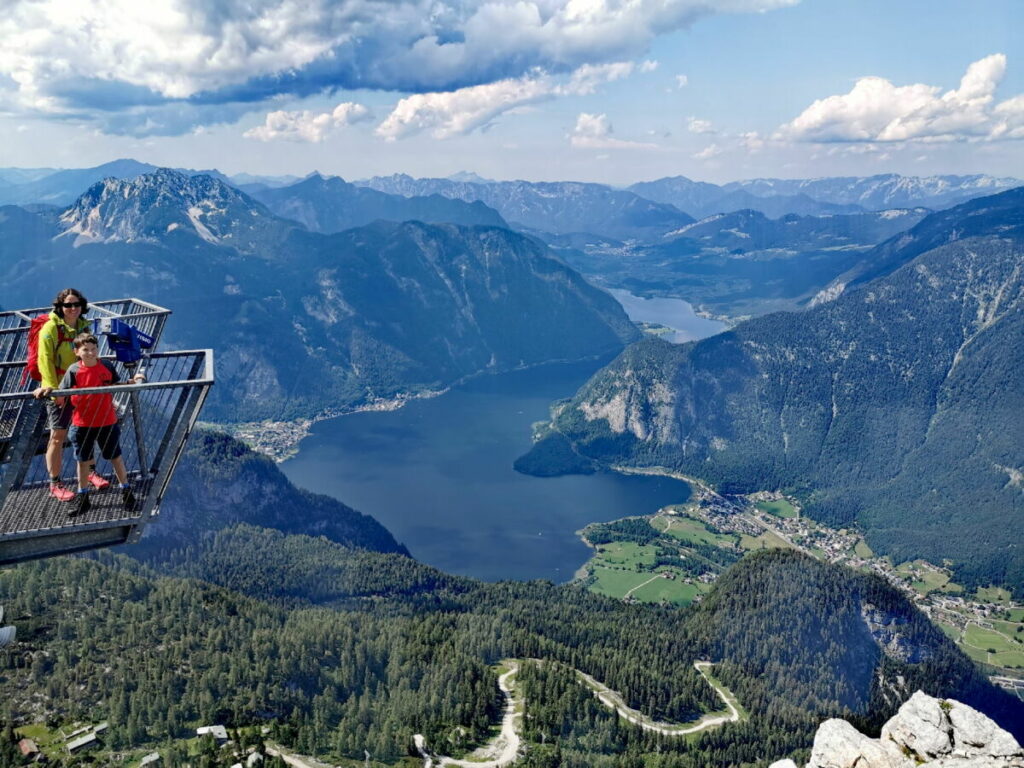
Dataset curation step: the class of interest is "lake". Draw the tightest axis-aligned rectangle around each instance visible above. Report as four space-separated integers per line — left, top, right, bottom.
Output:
608 289 727 342
281 358 690 583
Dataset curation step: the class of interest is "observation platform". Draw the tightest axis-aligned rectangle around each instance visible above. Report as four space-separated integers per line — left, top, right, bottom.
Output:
0 299 213 565
0 298 170 363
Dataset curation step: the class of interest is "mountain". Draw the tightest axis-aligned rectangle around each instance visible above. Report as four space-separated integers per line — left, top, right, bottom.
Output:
249 173 508 233
553 208 929 319
0 169 639 421
520 188 1024 593
627 174 1020 220
666 208 929 252
0 158 238 207
0 158 159 206
723 173 1021 211
359 173 695 240
628 176 864 219
58 168 295 253
813 186 1024 299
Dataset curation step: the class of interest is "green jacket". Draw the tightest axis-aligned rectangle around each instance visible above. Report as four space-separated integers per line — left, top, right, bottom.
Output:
38 311 90 390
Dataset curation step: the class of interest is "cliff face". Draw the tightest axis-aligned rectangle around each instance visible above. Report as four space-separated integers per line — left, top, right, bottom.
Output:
769 691 1023 768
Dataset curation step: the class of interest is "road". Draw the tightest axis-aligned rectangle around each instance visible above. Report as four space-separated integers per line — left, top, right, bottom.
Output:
415 662 521 768
577 661 742 736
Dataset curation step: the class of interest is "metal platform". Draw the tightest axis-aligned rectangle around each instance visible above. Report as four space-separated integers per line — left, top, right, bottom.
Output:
0 349 213 565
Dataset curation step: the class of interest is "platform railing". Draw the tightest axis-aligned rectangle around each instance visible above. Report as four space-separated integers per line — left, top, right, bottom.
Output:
0 298 171 366
0 349 213 564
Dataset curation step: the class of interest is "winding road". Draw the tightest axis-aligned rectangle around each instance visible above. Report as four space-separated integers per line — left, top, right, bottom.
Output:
416 659 744 768
577 661 743 736
415 662 522 768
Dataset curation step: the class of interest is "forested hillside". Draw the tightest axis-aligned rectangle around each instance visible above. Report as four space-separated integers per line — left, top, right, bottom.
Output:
2 531 1018 768
522 188 1024 593
145 430 407 558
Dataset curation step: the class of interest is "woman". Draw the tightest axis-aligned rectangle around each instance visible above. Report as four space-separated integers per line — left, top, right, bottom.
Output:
33 288 96 501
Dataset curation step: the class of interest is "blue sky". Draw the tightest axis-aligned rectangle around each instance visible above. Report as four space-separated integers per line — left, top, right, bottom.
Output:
0 0 1020 184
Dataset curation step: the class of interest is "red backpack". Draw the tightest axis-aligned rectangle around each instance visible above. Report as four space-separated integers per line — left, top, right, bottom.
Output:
22 314 75 387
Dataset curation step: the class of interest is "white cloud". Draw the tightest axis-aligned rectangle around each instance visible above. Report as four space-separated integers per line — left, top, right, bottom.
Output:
377 73 553 140
245 102 373 142
687 116 713 134
640 60 659 73
565 62 636 95
776 54 1024 143
377 59 643 140
0 0 798 134
675 74 689 89
693 142 722 160
569 112 658 150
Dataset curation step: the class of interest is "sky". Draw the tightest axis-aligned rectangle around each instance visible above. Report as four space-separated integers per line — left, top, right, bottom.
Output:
0 0 1021 185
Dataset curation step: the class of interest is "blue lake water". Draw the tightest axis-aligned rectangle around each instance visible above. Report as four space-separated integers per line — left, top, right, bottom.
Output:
608 289 727 343
281 358 690 583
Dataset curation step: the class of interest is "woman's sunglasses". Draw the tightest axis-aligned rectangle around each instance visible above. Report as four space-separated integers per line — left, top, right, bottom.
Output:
62 302 84 308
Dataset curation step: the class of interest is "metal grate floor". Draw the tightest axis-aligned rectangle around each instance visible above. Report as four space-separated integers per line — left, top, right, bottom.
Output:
0 478 153 539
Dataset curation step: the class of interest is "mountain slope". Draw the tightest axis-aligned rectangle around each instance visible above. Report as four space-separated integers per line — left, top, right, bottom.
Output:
726 174 1021 211
524 188 1024 592
251 173 508 233
0 171 639 421
141 429 407 558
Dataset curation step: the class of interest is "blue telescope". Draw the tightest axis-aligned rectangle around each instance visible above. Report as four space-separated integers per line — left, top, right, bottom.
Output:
93 317 155 365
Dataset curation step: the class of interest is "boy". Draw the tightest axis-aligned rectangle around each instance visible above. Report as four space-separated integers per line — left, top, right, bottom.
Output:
50 333 146 517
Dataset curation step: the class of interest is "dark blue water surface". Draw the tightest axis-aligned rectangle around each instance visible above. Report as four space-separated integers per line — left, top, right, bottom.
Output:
281 358 689 582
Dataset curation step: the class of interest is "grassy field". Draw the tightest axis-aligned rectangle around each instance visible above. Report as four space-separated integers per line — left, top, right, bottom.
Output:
755 498 797 518
854 539 874 559
593 541 657 569
1004 608 1024 622
977 586 1013 603
629 576 710 606
962 624 1024 668
739 530 796 551
590 566 662 598
656 515 735 548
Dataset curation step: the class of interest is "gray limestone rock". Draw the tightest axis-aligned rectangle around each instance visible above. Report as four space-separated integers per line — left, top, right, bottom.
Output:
880 690 953 759
771 691 1023 768
807 719 913 768
947 699 1022 758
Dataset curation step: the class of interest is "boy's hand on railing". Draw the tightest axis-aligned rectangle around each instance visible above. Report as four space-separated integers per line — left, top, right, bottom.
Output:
32 386 52 400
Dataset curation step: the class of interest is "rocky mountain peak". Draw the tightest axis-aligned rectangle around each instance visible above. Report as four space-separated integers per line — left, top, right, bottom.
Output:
57 168 285 252
769 691 1023 768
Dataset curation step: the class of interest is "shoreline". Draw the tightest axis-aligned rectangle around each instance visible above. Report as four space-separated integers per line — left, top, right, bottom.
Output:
206 350 621 462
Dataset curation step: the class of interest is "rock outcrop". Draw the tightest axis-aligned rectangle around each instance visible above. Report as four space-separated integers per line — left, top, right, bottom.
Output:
768 691 1023 768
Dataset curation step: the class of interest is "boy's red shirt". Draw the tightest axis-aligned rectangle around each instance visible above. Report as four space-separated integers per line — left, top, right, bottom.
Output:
60 360 120 427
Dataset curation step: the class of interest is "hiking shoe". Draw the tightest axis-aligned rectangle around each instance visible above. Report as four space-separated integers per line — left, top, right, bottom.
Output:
69 492 91 518
122 488 138 513
49 481 75 503
88 472 110 490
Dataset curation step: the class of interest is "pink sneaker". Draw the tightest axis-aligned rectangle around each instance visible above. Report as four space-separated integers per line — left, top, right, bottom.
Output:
88 472 111 490
49 482 75 503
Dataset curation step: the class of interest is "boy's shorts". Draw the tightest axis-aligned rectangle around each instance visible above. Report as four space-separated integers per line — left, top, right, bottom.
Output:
46 399 73 431
70 424 122 462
